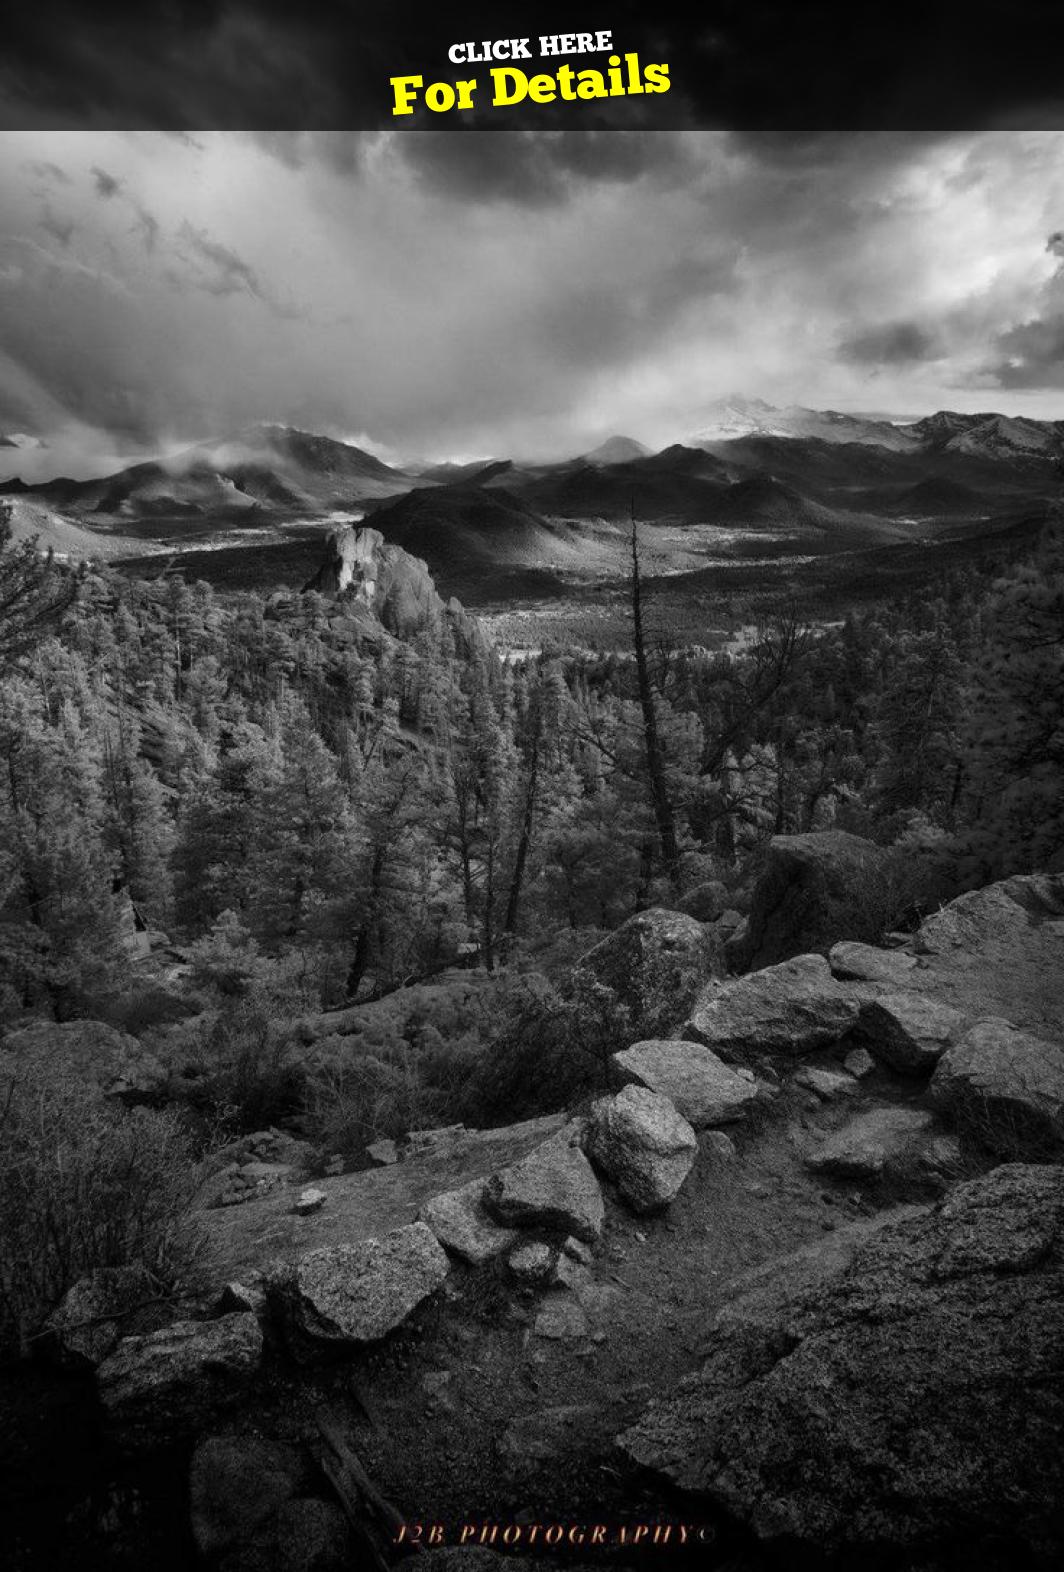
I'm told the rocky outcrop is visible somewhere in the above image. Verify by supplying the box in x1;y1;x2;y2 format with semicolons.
804;1105;936;1178
485;1125;604;1243
730;831;895;971
574;908;720;1038
931;1017;1064;1157
620;1165;1064;1555
0;1018;166;1102
97;1312;263;1444
271;1223;449;1352
857;991;969;1075
613;1038;760;1126
685;953;859;1065
303;526;442;638
585;1086;697;1212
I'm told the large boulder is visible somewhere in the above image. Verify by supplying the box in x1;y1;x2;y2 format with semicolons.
931;1017;1064;1158
573;908;720;1037
0;1018;166;1102
731;831;896;971
684;953;859;1066
272;1223;449;1352
613;1039;760;1127
584;1085;697;1213
485;1125;604;1243
804;1106;936;1179
620;1164;1064;1555
857;991;969;1075
97;1312;262;1444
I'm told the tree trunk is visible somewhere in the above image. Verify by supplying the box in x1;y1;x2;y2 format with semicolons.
630;514;681;887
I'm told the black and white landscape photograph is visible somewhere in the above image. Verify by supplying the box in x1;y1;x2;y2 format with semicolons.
2;120;1063;1572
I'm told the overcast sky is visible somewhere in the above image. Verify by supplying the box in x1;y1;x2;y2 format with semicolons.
4;129;1064;480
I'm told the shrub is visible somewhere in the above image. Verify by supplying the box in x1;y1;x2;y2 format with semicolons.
0;1085;207;1359
175;993;306;1139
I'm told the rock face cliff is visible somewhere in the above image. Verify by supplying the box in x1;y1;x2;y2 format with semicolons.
303;524;481;653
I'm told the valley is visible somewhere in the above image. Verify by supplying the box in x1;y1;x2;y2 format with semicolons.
2;402;1059;643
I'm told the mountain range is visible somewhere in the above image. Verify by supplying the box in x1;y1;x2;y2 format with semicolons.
2;400;1060;600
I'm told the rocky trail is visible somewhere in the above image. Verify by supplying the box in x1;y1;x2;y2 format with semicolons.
3;860;1064;1571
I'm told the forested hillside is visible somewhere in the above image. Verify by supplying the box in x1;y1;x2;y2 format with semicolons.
2;516;1061;1028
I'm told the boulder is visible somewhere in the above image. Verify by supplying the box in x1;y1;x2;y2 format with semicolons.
507;1241;557;1285
685;954;859;1065
613;1038;759;1127
268;1498;352;1572
620;1165;1064;1554
676;880;729;923
858;991;968;1075
731;831;895;971
419;1178;519;1266
485;1127;604;1243
218;1497;352;1572
843;1046;875;1079
804;1106;936;1179
931;1017;1064;1158
97;1312;262;1443
189;1435;306;1557
828;941;918;986
913;882;1032;957
574;908;720;1037
0;1018;166;1102
585;1086;697;1213
793;1066;858;1101
45;1263;158;1369
272;1223;449;1350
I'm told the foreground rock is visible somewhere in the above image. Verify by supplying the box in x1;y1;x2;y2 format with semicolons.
0;1018;166;1102
613;1039;760;1126
731;831;895;970
272;1223;449;1352
574;908;720;1037
45;1263;158;1368
419;1177;519;1265
858;991;968;1075
804;1106;936;1179
485;1126;604;1243
931;1017;1064;1158
97;1312;262;1443
620;1164;1064;1555
585;1085;696;1212
829;940;918;986
685;954;859;1065
189;1435;307;1557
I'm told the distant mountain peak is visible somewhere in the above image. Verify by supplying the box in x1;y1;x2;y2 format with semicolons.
581;435;651;466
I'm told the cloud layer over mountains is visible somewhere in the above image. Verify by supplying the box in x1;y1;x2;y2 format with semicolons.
3;129;1064;479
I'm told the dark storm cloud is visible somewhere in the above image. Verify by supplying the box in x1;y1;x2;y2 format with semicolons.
389;131;701;207
5;128;1064;481
839;321;942;366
